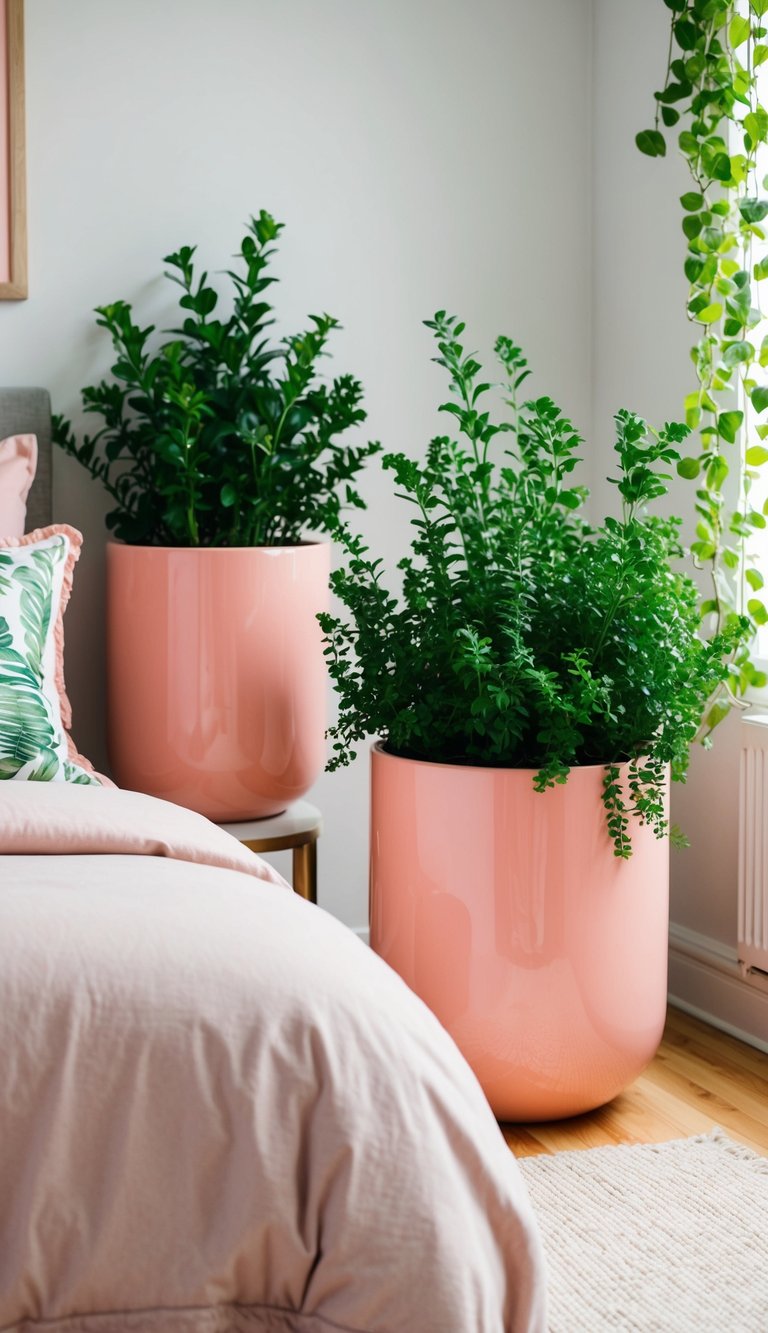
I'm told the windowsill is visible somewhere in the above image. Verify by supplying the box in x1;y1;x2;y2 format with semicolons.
741;663;768;712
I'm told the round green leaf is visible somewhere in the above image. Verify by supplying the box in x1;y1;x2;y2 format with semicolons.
739;198;768;223
717;411;744;443
706;455;729;488
706;701;731;731
701;226;724;252
674;18;698;48
636;130;666;158
744;110;768;148
677;456;701;479
684;256;704;282
712;153;732;182
722;341;753;367
655;82;692;105
698;303;723;324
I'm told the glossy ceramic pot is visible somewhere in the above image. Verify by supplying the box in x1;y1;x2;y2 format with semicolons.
107;542;329;821
370;744;669;1121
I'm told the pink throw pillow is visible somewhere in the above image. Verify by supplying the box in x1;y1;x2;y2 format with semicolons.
0;524;102;780
0;434;37;538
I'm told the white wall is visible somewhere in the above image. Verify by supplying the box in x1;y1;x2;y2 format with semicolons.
1;0;593;928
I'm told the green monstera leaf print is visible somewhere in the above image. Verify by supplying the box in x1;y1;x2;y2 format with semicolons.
0;616;58;778
12;543;63;682
0;550;14;599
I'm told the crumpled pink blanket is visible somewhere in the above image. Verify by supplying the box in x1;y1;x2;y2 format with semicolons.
0;785;546;1332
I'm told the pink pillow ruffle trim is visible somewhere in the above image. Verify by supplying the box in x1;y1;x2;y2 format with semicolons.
0;434;38;539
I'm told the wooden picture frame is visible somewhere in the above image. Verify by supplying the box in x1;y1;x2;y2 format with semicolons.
0;0;25;300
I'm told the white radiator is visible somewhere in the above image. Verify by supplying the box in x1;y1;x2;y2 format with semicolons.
739;714;768;976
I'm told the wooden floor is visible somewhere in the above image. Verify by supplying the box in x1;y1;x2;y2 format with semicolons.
502;1006;768;1159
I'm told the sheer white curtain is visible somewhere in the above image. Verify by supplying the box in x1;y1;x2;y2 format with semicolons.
739;60;768;674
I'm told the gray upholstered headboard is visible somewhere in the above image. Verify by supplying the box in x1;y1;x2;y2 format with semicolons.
0;387;53;530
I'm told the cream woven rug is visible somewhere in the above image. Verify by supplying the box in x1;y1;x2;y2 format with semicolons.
518;1129;768;1332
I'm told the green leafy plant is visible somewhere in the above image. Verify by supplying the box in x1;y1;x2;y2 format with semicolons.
54;211;380;546
639;0;768;732
319;314;750;856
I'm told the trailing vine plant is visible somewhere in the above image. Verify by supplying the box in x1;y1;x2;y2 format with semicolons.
638;0;768;734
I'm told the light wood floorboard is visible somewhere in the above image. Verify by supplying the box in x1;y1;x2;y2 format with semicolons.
502;1006;768;1158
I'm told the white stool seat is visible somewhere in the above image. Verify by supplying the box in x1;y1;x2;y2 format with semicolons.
218;801;322;904
219;800;322;844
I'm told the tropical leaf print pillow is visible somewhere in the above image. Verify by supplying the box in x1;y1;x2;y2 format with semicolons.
0;530;99;783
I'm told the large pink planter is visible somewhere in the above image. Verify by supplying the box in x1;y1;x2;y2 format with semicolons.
370;745;669;1121
107;542;329;821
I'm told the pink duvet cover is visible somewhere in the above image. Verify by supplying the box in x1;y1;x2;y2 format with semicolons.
0;785;546;1332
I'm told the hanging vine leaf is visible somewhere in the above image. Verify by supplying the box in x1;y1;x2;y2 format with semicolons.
677;456;702;478
636;129;667;157
739;197;768;221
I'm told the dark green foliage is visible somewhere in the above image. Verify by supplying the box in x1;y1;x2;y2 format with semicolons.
319;315;749;856
53;212;380;546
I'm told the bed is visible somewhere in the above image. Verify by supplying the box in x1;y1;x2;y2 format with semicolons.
0;392;547;1333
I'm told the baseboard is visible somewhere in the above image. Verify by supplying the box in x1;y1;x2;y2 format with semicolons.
668;922;768;1055
351;924;370;945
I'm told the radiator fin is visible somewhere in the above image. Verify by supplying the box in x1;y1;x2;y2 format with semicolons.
739;728;768;972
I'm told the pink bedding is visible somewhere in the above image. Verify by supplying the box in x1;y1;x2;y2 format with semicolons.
0;785;546;1332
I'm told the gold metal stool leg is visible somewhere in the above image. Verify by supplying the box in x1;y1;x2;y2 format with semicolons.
293;839;317;904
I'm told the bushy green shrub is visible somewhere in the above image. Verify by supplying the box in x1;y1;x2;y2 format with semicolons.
320;313;749;855
54;212;379;546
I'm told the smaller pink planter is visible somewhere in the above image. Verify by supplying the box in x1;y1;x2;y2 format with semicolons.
107;542;329;821
370;745;669;1121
